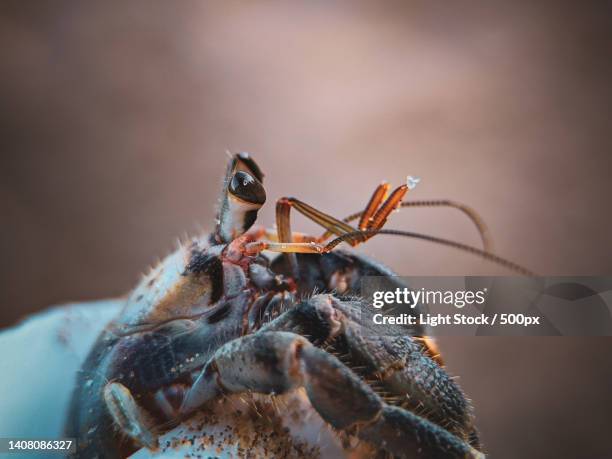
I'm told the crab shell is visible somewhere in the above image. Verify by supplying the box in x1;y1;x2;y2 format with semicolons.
65;232;270;457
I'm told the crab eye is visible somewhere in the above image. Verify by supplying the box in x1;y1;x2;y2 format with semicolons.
215;153;266;243
229;171;266;205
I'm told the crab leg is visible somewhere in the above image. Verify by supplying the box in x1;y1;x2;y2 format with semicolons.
103;382;158;450
180;331;483;459
258;294;475;440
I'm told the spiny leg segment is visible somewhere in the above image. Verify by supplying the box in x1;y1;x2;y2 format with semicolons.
100;294;481;457
180;331;483;459
257;295;474;439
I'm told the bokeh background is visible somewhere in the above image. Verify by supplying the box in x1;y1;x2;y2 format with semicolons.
1;1;611;457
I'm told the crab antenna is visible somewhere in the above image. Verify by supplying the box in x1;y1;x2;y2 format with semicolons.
337;200;492;252
323;229;534;276
399;200;493;252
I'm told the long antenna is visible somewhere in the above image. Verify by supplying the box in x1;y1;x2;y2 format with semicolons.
323;229;534;276
338;200;492;252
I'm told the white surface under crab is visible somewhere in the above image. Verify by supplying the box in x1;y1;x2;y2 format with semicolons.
0;302;370;459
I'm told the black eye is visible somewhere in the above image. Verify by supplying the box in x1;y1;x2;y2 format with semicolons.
236;152;264;182
229;171;266;205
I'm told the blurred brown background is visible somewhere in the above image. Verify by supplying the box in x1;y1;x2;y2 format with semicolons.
1;1;611;457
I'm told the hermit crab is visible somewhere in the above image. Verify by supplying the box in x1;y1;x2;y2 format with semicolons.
65;153;530;458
